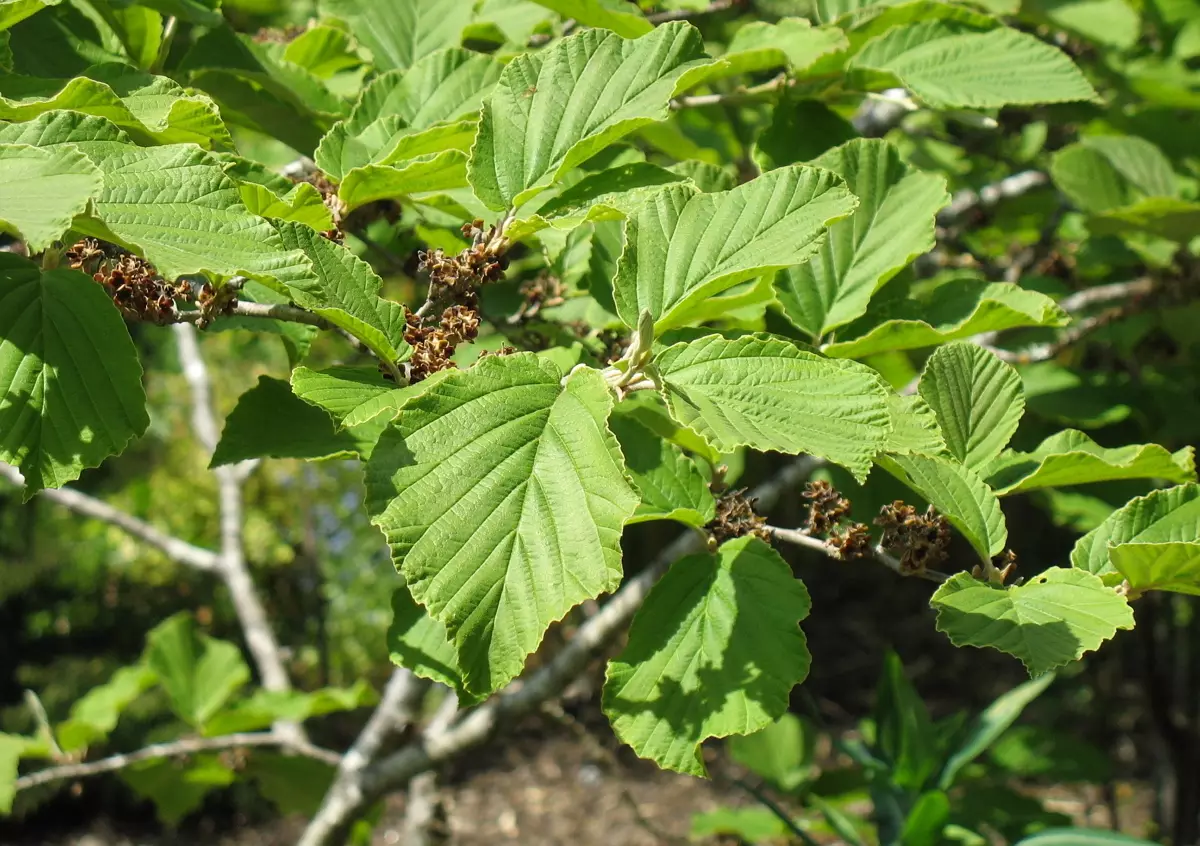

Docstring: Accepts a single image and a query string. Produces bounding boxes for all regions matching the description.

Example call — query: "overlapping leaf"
[850,25,1097,108]
[918,342,1024,472]
[529,0,652,36]
[364,355,638,694]
[291,366,441,430]
[468,21,715,210]
[931,568,1134,675]
[1050,135,1178,213]
[613,165,857,332]
[823,279,1068,359]
[715,18,848,78]
[987,430,1196,495]
[388,585,479,705]
[0,254,148,493]
[655,334,892,481]
[604,537,811,776]
[884,394,949,457]
[774,139,949,340]
[1072,484,1200,581]
[0,142,100,251]
[608,412,715,526]
[337,151,469,214]
[144,614,249,729]
[320,0,472,70]
[0,64,231,148]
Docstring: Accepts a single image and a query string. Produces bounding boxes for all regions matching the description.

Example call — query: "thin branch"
[174,300,335,330]
[765,525,949,583]
[14,732,340,792]
[938,170,1049,226]
[172,325,298,713]
[0,463,220,572]
[298,457,822,846]
[672,75,787,110]
[301,670,428,846]
[1057,277,1155,313]
[732,777,821,846]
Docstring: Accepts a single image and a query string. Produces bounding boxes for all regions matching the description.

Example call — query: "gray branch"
[297,457,820,845]
[14,732,341,792]
[0,463,220,571]
[766,525,948,582]
[938,170,1049,225]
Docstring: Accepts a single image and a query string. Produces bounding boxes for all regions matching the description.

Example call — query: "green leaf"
[603,536,812,776]
[1109,542,1200,596]
[243,753,336,816]
[902,791,951,846]
[608,412,715,526]
[0,0,60,32]
[987,430,1195,495]
[120,754,234,824]
[127,0,220,26]
[930,568,1134,676]
[0,254,148,493]
[774,139,949,339]
[212,376,378,467]
[144,614,250,729]
[203,681,375,736]
[0,64,232,148]
[875,650,938,789]
[1031,0,1141,49]
[877,453,1008,561]
[691,807,792,841]
[613,165,857,332]
[507,162,691,241]
[656,334,891,481]
[1050,136,1178,214]
[529,0,653,36]
[1013,829,1160,846]
[728,713,814,792]
[338,151,468,214]
[1072,485,1200,579]
[320,0,472,71]
[717,18,848,78]
[1089,197,1200,243]
[388,585,480,705]
[273,221,408,364]
[282,24,360,78]
[823,279,1069,359]
[937,672,1055,789]
[365,355,639,694]
[753,96,857,171]
[291,365,439,430]
[238,181,333,231]
[56,665,156,753]
[0,112,311,285]
[884,394,949,457]
[918,342,1024,472]
[0,142,101,251]
[468,21,714,210]
[850,26,1097,108]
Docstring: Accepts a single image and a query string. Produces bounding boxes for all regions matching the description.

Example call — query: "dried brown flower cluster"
[801,481,871,559]
[972,550,1019,585]
[418,219,509,301]
[251,24,305,44]
[708,488,770,546]
[67,238,198,323]
[511,274,566,322]
[875,501,952,575]
[402,302,481,382]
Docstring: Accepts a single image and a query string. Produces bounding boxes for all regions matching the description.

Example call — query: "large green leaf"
[144,614,250,729]
[987,430,1196,495]
[468,21,714,210]
[1050,136,1178,213]
[655,334,893,481]
[1014,829,1160,846]
[875,650,939,790]
[877,453,1008,561]
[273,221,408,364]
[603,537,811,776]
[613,165,857,332]
[608,412,715,526]
[529,0,652,36]
[320,0,472,71]
[0,112,311,285]
[823,279,1068,359]
[0,64,232,148]
[365,355,638,694]
[0,254,148,493]
[728,713,814,792]
[0,142,100,251]
[775,139,949,340]
[202,682,375,736]
[1071,484,1200,580]
[55,665,156,753]
[387,585,479,705]
[930,568,1134,675]
[1089,197,1200,243]
[850,25,1096,108]
[291,365,439,430]
[1109,543,1200,597]
[918,342,1024,472]
[211,376,378,467]
[120,754,234,824]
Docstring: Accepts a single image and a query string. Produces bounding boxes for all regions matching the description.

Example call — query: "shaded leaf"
[388,585,480,705]
[608,412,715,526]
[144,614,250,729]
